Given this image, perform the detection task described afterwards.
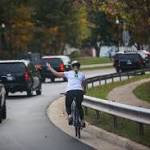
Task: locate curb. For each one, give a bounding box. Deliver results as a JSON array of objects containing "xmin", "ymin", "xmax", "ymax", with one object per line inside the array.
[{"xmin": 47, "ymin": 97, "xmax": 150, "ymax": 150}]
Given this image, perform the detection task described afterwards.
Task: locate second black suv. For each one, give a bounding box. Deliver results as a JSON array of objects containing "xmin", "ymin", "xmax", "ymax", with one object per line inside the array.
[
  {"xmin": 0, "ymin": 60, "xmax": 42, "ymax": 96},
  {"xmin": 113, "ymin": 52, "xmax": 145, "ymax": 73},
  {"xmin": 40, "ymin": 56, "xmax": 67, "ymax": 82}
]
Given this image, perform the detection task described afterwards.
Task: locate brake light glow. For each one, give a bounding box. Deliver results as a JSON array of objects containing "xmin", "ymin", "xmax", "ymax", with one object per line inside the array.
[
  {"xmin": 59, "ymin": 63, "xmax": 64, "ymax": 72},
  {"xmin": 24, "ymin": 70, "xmax": 31, "ymax": 81}
]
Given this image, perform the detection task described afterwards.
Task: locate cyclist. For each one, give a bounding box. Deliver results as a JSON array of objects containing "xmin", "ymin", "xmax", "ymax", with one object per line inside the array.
[{"xmin": 47, "ymin": 60, "xmax": 86, "ymax": 127}]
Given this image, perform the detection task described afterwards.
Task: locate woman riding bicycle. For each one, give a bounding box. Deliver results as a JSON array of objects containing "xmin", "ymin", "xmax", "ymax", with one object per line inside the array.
[{"xmin": 47, "ymin": 60, "xmax": 86, "ymax": 127}]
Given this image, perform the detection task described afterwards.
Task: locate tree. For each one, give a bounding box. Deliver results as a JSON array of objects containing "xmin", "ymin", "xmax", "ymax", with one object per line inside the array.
[
  {"xmin": 31, "ymin": 0, "xmax": 91, "ymax": 54},
  {"xmin": 101, "ymin": 0, "xmax": 150, "ymax": 49},
  {"xmin": 0, "ymin": 0, "xmax": 34, "ymax": 57}
]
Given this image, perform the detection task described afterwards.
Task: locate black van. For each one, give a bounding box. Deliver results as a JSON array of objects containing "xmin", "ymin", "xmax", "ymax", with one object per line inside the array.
[
  {"xmin": 0, "ymin": 60, "xmax": 42, "ymax": 96},
  {"xmin": 40, "ymin": 57, "xmax": 66, "ymax": 82},
  {"xmin": 113, "ymin": 52, "xmax": 145, "ymax": 73}
]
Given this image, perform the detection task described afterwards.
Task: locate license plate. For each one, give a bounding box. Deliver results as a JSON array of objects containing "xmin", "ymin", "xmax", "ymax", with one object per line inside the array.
[
  {"xmin": 127, "ymin": 60, "xmax": 132, "ymax": 65},
  {"xmin": 7, "ymin": 76, "xmax": 14, "ymax": 81}
]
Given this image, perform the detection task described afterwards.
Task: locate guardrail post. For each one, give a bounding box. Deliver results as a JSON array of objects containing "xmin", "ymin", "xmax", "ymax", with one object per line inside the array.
[
  {"xmin": 113, "ymin": 116, "xmax": 118, "ymax": 128},
  {"xmin": 84, "ymin": 107, "xmax": 88, "ymax": 115},
  {"xmin": 127, "ymin": 72, "xmax": 129, "ymax": 79},
  {"xmin": 99, "ymin": 79, "xmax": 101, "ymax": 86},
  {"xmin": 96, "ymin": 110, "xmax": 100, "ymax": 120},
  {"xmin": 92, "ymin": 82, "xmax": 94, "ymax": 88},
  {"xmin": 119, "ymin": 74, "xmax": 121, "ymax": 81},
  {"xmin": 139, "ymin": 123, "xmax": 144, "ymax": 136},
  {"xmin": 105, "ymin": 79, "xmax": 107, "ymax": 85},
  {"xmin": 112, "ymin": 76, "xmax": 114, "ymax": 83},
  {"xmin": 87, "ymin": 84, "xmax": 89, "ymax": 89}
]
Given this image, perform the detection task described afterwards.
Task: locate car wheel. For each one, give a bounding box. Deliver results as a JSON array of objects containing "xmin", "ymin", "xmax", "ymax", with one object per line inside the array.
[
  {"xmin": 41, "ymin": 77, "xmax": 46, "ymax": 83},
  {"xmin": 0, "ymin": 106, "xmax": 2, "ymax": 123},
  {"xmin": 51, "ymin": 77, "xmax": 55, "ymax": 82},
  {"xmin": 27, "ymin": 89, "xmax": 33, "ymax": 97},
  {"xmin": 2, "ymin": 101, "xmax": 6, "ymax": 119},
  {"xmin": 36, "ymin": 89, "xmax": 42, "ymax": 95},
  {"xmin": 63, "ymin": 77, "xmax": 67, "ymax": 82},
  {"xmin": 5, "ymin": 91, "xmax": 9, "ymax": 97}
]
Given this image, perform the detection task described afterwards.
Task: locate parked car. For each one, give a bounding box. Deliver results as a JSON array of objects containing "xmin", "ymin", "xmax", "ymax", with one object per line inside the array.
[
  {"xmin": 113, "ymin": 52, "xmax": 145, "ymax": 73},
  {"xmin": 0, "ymin": 60, "xmax": 42, "ymax": 96},
  {"xmin": 40, "ymin": 56, "xmax": 70, "ymax": 82},
  {"xmin": 0, "ymin": 83, "xmax": 6, "ymax": 123}
]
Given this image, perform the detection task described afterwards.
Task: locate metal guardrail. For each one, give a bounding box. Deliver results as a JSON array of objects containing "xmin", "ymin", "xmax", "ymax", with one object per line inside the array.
[
  {"xmin": 84, "ymin": 68, "xmax": 150, "ymax": 135},
  {"xmin": 83, "ymin": 96, "xmax": 150, "ymax": 125},
  {"xmin": 86, "ymin": 68, "xmax": 150, "ymax": 88}
]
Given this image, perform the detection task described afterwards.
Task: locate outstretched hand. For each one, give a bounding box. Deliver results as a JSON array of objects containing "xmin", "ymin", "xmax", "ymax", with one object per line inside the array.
[{"xmin": 46, "ymin": 63, "xmax": 52, "ymax": 70}]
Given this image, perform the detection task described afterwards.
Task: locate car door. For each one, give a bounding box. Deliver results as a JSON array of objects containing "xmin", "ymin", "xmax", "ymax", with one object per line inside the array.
[{"xmin": 28, "ymin": 63, "xmax": 40, "ymax": 90}]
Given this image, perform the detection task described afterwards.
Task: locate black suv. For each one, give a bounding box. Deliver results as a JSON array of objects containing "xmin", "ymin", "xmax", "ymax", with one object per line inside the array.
[
  {"xmin": 113, "ymin": 52, "xmax": 145, "ymax": 73},
  {"xmin": 0, "ymin": 60, "xmax": 42, "ymax": 96},
  {"xmin": 0, "ymin": 84, "xmax": 6, "ymax": 123},
  {"xmin": 40, "ymin": 56, "xmax": 66, "ymax": 82}
]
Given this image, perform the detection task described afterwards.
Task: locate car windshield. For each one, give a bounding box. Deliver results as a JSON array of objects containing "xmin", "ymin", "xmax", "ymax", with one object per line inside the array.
[
  {"xmin": 41, "ymin": 58, "xmax": 62, "ymax": 66},
  {"xmin": 0, "ymin": 63, "xmax": 26, "ymax": 73}
]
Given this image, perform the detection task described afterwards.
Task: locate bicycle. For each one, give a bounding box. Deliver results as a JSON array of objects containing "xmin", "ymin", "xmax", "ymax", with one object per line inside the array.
[{"xmin": 60, "ymin": 93, "xmax": 82, "ymax": 138}]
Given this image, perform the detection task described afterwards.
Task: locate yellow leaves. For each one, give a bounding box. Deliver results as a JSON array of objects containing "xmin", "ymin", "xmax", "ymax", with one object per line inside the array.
[
  {"xmin": 10, "ymin": 4, "xmax": 34, "ymax": 50},
  {"xmin": 47, "ymin": 26, "xmax": 59, "ymax": 34},
  {"xmin": 77, "ymin": 5, "xmax": 91, "ymax": 41}
]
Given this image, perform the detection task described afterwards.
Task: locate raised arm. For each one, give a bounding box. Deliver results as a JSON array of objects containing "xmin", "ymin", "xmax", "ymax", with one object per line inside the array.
[{"xmin": 47, "ymin": 63, "xmax": 64, "ymax": 78}]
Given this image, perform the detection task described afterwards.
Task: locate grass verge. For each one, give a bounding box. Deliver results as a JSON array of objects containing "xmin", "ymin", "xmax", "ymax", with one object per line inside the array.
[
  {"xmin": 133, "ymin": 81, "xmax": 150, "ymax": 103},
  {"xmin": 81, "ymin": 65, "xmax": 113, "ymax": 71},
  {"xmin": 78, "ymin": 57, "xmax": 112, "ymax": 65},
  {"xmin": 85, "ymin": 109, "xmax": 150, "ymax": 147},
  {"xmin": 85, "ymin": 74, "xmax": 150, "ymax": 146},
  {"xmin": 87, "ymin": 74, "xmax": 150, "ymax": 99}
]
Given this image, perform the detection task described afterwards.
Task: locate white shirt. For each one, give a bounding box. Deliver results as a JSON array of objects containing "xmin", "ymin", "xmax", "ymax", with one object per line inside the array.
[{"xmin": 64, "ymin": 70, "xmax": 85, "ymax": 92}]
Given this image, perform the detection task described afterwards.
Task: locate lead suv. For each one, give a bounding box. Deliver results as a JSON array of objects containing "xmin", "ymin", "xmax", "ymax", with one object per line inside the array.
[
  {"xmin": 0, "ymin": 60, "xmax": 42, "ymax": 96},
  {"xmin": 0, "ymin": 84, "xmax": 6, "ymax": 123}
]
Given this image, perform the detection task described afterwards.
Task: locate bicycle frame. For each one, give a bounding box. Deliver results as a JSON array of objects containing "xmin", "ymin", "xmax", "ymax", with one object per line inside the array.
[{"xmin": 71, "ymin": 98, "xmax": 81, "ymax": 138}]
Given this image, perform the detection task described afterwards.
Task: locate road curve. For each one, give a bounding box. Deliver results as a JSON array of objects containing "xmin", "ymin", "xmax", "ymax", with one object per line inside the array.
[{"xmin": 0, "ymin": 68, "xmax": 115, "ymax": 150}]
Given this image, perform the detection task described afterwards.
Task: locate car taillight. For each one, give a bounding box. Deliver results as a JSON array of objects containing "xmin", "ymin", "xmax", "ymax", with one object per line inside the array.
[
  {"xmin": 59, "ymin": 63, "xmax": 64, "ymax": 72},
  {"xmin": 24, "ymin": 70, "xmax": 31, "ymax": 81},
  {"xmin": 138, "ymin": 60, "xmax": 144, "ymax": 65}
]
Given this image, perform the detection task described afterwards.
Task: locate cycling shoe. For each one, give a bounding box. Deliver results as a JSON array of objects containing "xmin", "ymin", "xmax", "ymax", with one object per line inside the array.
[{"xmin": 68, "ymin": 115, "xmax": 73, "ymax": 125}]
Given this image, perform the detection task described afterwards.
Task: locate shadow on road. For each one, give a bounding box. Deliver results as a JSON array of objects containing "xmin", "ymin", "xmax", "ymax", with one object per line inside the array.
[{"xmin": 7, "ymin": 94, "xmax": 36, "ymax": 100}]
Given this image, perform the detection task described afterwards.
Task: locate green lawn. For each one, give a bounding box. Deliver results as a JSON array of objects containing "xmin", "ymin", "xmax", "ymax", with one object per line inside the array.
[
  {"xmin": 87, "ymin": 74, "xmax": 150, "ymax": 99},
  {"xmin": 85, "ymin": 74, "xmax": 150, "ymax": 147},
  {"xmin": 85, "ymin": 109, "xmax": 150, "ymax": 147},
  {"xmin": 81, "ymin": 65, "xmax": 113, "ymax": 71},
  {"xmin": 133, "ymin": 81, "xmax": 150, "ymax": 103},
  {"xmin": 78, "ymin": 57, "xmax": 112, "ymax": 65}
]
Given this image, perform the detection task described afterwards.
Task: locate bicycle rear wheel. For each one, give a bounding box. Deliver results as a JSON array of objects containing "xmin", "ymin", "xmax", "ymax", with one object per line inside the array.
[
  {"xmin": 77, "ymin": 127, "xmax": 81, "ymax": 138},
  {"xmin": 75, "ymin": 126, "xmax": 81, "ymax": 138}
]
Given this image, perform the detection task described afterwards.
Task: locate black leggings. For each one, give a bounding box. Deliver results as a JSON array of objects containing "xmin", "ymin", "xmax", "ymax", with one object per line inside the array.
[{"xmin": 65, "ymin": 90, "xmax": 84, "ymax": 120}]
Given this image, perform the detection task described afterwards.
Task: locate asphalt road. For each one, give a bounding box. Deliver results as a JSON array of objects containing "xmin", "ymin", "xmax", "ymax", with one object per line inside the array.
[{"xmin": 0, "ymin": 68, "xmax": 115, "ymax": 150}]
